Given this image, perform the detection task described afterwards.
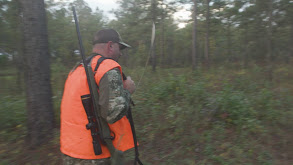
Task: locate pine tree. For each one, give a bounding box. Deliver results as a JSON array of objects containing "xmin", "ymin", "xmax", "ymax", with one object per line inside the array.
[{"xmin": 20, "ymin": 0, "xmax": 55, "ymax": 148}]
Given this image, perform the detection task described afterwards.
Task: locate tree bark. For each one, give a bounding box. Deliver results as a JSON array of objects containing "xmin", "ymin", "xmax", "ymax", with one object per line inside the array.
[
  {"xmin": 20, "ymin": 0, "xmax": 55, "ymax": 148},
  {"xmin": 192, "ymin": 0, "xmax": 197, "ymax": 70}
]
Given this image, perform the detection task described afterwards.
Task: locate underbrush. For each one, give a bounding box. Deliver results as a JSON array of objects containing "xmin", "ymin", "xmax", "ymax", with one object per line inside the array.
[
  {"xmin": 0, "ymin": 64, "xmax": 292, "ymax": 164},
  {"xmin": 130, "ymin": 66, "xmax": 293, "ymax": 164}
]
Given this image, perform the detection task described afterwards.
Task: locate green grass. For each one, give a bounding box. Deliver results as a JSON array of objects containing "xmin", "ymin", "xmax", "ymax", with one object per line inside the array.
[{"xmin": 0, "ymin": 63, "xmax": 293, "ymax": 164}]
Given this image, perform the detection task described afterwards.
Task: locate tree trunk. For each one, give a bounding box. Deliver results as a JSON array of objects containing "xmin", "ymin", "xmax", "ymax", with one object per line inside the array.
[
  {"xmin": 151, "ymin": 0, "xmax": 157, "ymax": 72},
  {"xmin": 152, "ymin": 43, "xmax": 156, "ymax": 72},
  {"xmin": 192, "ymin": 0, "xmax": 197, "ymax": 70},
  {"xmin": 20, "ymin": 0, "xmax": 55, "ymax": 148},
  {"xmin": 288, "ymin": 10, "xmax": 293, "ymax": 61},
  {"xmin": 205, "ymin": 0, "xmax": 210, "ymax": 68},
  {"xmin": 266, "ymin": 0, "xmax": 273, "ymax": 81},
  {"xmin": 244, "ymin": 25, "xmax": 249, "ymax": 68},
  {"xmin": 227, "ymin": 17, "xmax": 232, "ymax": 62},
  {"xmin": 160, "ymin": 12, "xmax": 165, "ymax": 67},
  {"xmin": 16, "ymin": 0, "xmax": 24, "ymax": 92},
  {"xmin": 168, "ymin": 35, "xmax": 174, "ymax": 67}
]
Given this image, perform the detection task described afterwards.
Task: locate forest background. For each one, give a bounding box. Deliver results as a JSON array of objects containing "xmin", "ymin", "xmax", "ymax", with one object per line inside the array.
[{"xmin": 0, "ymin": 0, "xmax": 293, "ymax": 164}]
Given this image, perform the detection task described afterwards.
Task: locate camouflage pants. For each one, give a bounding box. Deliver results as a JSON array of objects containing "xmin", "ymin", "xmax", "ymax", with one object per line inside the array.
[{"xmin": 62, "ymin": 154, "xmax": 111, "ymax": 165}]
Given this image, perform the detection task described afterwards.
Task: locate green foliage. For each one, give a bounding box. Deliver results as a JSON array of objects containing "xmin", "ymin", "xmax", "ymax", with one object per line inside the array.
[
  {"xmin": 1, "ymin": 63, "xmax": 293, "ymax": 164},
  {"xmin": 137, "ymin": 70, "xmax": 280, "ymax": 136},
  {"xmin": 0, "ymin": 95, "xmax": 26, "ymax": 141},
  {"xmin": 0, "ymin": 55, "xmax": 9, "ymax": 66},
  {"xmin": 130, "ymin": 65, "xmax": 293, "ymax": 164}
]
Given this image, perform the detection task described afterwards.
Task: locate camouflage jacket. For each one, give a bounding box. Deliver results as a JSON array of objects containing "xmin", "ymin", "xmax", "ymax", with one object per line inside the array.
[{"xmin": 99, "ymin": 68, "xmax": 131, "ymax": 124}]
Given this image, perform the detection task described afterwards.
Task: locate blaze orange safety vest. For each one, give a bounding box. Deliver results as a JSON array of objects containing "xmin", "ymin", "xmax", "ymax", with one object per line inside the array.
[{"xmin": 60, "ymin": 55, "xmax": 134, "ymax": 159}]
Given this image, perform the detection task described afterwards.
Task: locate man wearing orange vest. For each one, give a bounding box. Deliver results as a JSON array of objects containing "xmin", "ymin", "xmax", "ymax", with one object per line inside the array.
[{"xmin": 60, "ymin": 29, "xmax": 136, "ymax": 165}]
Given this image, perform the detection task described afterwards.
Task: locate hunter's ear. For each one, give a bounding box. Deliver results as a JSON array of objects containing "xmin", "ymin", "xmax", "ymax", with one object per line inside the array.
[{"xmin": 107, "ymin": 41, "xmax": 114, "ymax": 54}]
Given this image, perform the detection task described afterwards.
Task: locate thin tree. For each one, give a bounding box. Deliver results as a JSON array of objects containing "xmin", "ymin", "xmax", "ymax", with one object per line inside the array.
[
  {"xmin": 151, "ymin": 0, "xmax": 157, "ymax": 72},
  {"xmin": 227, "ymin": 15, "xmax": 232, "ymax": 61},
  {"xmin": 291, "ymin": 14, "xmax": 293, "ymax": 60},
  {"xmin": 20, "ymin": 0, "xmax": 55, "ymax": 148},
  {"xmin": 266, "ymin": 0, "xmax": 273, "ymax": 81},
  {"xmin": 192, "ymin": 0, "xmax": 198, "ymax": 70},
  {"xmin": 160, "ymin": 0, "xmax": 166, "ymax": 67},
  {"xmin": 205, "ymin": 0, "xmax": 210, "ymax": 67}
]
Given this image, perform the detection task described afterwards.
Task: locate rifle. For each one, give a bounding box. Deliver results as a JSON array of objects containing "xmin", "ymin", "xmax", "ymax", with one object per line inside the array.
[
  {"xmin": 122, "ymin": 74, "xmax": 143, "ymax": 165},
  {"xmin": 72, "ymin": 6, "xmax": 124, "ymax": 164}
]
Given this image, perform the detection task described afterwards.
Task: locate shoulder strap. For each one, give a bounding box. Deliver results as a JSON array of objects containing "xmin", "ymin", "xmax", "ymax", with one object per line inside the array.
[
  {"xmin": 93, "ymin": 55, "xmax": 114, "ymax": 76},
  {"xmin": 70, "ymin": 54, "xmax": 99, "ymax": 73}
]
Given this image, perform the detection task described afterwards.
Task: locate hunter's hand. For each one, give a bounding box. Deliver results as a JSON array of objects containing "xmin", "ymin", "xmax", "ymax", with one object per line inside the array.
[{"xmin": 123, "ymin": 76, "xmax": 136, "ymax": 94}]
